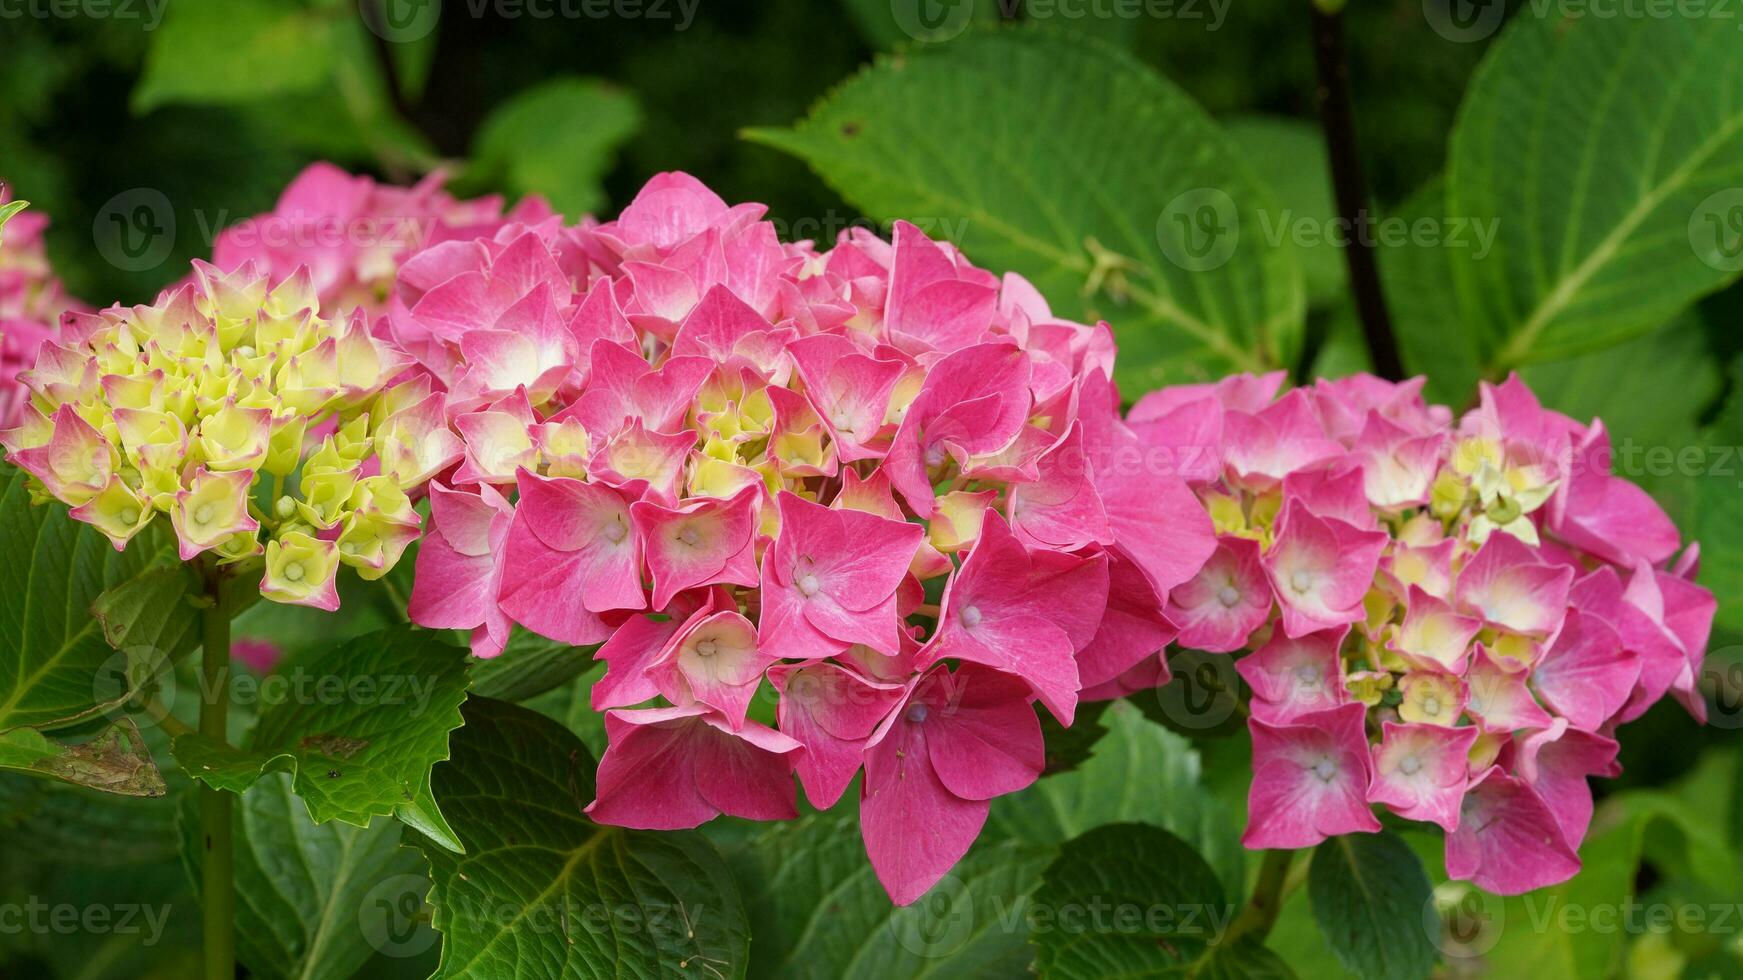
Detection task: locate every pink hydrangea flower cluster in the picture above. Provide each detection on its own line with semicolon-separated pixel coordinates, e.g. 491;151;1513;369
0;187;85;425
1141;372;1716;894
399;172;1219;904
212;163;551;318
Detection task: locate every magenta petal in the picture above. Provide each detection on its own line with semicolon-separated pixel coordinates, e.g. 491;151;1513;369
1242;703;1379;850
1532;609;1637;732
586;705;798;829
770;661;903;809
860;679;991;906
923;665;1044;802
1367;721;1476;832
1445;766;1581;895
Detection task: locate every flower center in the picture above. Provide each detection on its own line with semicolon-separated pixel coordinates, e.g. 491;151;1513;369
604;518;627;544
796;571;821;597
1421;696;1442;716
695;639;718;658
194;504;214;525
119;507;140;525
959;604;983;628
1290;570;1314;594
1217;585;1241;608
1294;664;1320;686
830;410;854;433
283;562;305;583
1312;758;1337;783
1399;755;1422;776
906;703;929;724
678;526;702;548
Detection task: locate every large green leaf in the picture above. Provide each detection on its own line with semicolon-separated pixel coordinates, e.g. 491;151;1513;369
1692;380;1743;637
1307;831;1436;980
0;464;196;733
417;696;750;979
1482;793;1719;979
468;631;597;703
1224;115;1343;309
466;77;641;218
133;0;336;112
988;700;1245;900
747;27;1304;389
178;773;430;980
1376;178;1485;405
171;625;469;828
1447;13;1743;372
726;807;1051;979
1027;822;1231;978
1522;310;1722;524
0;719;165;798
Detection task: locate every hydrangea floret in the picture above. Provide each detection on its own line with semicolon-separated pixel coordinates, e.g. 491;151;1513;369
1143;371;1716;894
399;172;1218;904
213;163;550;318
0;188;84;426
1;259;437;610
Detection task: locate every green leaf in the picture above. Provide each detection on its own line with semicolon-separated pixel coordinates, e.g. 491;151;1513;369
725;806;1052;979
1379;178;1484;406
1447;13;1743;373
468;630;597;703
396;772;463;855
133;0;336;112
1307;831;1436;980
1027;822;1229;978
1225;115;1344;308
467;77;642;217
178;773;430;980
1193;939;1300;980
0;463;195;733
92;556;231;659
747;27;1304;389
0;718;165;797
521;663;609;760
989;700;1245;901
1692;379;1743;636
1483;794;1699;978
1522;310;1722;523
416;697;750;979
1035;697;1110;775
171;625;469;827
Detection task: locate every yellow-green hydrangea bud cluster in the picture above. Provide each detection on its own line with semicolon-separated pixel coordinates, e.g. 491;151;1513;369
0;260;439;611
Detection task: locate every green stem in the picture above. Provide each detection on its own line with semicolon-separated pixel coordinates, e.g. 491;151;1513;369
198;566;235;980
1223;849;1296;946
